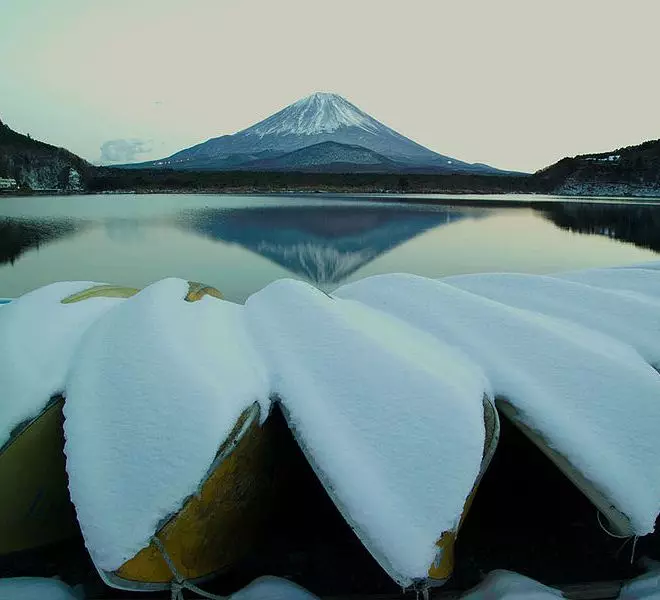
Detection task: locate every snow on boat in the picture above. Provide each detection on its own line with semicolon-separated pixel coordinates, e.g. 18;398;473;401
105;401;276;591
336;273;660;539
0;283;137;555
4;266;660;593
427;395;500;584
64;279;273;591
245;280;492;588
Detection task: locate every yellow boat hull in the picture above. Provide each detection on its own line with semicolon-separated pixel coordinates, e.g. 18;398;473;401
427;395;500;585
101;402;274;591
0;397;79;555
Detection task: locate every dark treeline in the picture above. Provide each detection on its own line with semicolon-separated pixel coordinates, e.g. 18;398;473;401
86;167;536;195
538;202;660;253
0;219;79;265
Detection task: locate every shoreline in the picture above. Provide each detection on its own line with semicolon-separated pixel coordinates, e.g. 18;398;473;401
2;188;660;208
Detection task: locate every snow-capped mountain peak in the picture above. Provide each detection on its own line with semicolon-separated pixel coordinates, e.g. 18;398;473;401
243;92;382;137
136;92;505;174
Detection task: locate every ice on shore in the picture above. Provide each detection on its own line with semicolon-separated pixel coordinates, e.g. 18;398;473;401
0;282;122;448
619;567;660;599
460;570;563;599
0;577;83;600
229;576;320;600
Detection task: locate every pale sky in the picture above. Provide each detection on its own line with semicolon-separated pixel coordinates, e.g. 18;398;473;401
1;0;659;173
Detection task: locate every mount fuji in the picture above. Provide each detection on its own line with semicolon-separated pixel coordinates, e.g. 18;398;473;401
129;93;504;174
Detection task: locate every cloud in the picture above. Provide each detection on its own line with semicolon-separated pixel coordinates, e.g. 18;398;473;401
99;139;153;163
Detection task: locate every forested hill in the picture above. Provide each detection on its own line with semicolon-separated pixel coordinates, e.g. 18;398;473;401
532;139;660;197
0;119;90;191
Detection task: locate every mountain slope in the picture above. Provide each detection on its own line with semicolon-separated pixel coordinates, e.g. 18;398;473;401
533;138;660;197
131;93;502;174
0;118;89;191
238;141;404;172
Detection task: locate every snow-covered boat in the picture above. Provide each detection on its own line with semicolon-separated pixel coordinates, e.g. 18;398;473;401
101;402;276;591
496;399;634;536
0;283;139;555
427;395;500;584
60;279;278;592
0;395;78;555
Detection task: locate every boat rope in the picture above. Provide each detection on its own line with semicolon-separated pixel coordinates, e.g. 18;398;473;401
630;535;639;565
596;510;629;539
595;511;639;564
151;535;228;600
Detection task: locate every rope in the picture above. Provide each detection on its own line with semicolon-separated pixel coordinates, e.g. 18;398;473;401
630;535;639;565
151;536;228;600
595;511;639;565
596;510;629;539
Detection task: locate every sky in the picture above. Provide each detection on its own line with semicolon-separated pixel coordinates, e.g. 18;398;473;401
1;0;659;173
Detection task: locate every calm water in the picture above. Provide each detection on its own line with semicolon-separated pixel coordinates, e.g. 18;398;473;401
2;193;660;301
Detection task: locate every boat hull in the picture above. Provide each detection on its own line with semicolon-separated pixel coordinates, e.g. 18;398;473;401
101;402;274;591
0;397;79;555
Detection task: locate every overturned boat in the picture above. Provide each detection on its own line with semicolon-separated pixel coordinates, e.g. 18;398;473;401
102;401;275;591
63;278;275;592
0;283;138;556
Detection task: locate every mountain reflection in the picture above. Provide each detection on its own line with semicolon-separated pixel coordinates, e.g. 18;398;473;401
538;203;660;254
0;218;79;265
177;204;481;284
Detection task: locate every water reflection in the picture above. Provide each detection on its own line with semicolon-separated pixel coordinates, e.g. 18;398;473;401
176;205;482;284
2;197;660;299
539;203;660;253
0;218;80;266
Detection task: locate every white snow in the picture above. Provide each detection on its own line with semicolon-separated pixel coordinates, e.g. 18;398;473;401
0;282;122;448
245;279;489;586
245;92;382;137
7;265;660;588
64;278;270;571
336;273;660;535
443;272;660;367
557;267;660;302
0;578;83;600
229;576;319;600
65;276;488;585
619;567;660;599
460;570;564;599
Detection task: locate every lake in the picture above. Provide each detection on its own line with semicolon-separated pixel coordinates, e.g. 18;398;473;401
2;193;660;301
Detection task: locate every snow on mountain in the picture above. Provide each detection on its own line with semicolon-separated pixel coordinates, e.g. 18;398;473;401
132;92;502;174
246;92;382;137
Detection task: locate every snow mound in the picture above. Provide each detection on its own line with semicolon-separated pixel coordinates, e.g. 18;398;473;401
444;272;660;367
0;282;122;448
245;279;489;586
0;577;83;600
64;278;270;571
229;576;319;600
336;273;660;535
461;570;563;599
619;567;660;599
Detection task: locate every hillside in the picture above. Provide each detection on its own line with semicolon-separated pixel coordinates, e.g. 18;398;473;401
0;119;89;191
237;141;404;173
532;139;660;197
